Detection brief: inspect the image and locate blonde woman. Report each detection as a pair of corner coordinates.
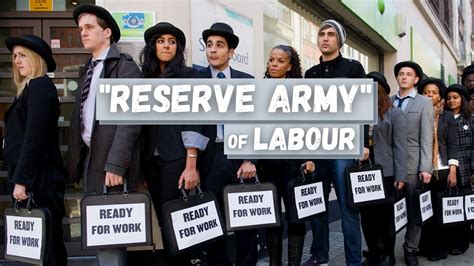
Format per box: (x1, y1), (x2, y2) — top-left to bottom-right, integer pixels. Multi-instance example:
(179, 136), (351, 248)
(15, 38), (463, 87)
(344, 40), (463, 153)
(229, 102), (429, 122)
(4, 35), (67, 265)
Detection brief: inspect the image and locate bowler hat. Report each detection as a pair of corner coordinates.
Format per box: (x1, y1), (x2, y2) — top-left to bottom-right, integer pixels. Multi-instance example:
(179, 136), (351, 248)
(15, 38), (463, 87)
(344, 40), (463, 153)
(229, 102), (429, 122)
(144, 22), (186, 46)
(394, 61), (423, 85)
(202, 22), (239, 49)
(445, 84), (469, 101)
(367, 72), (390, 95)
(417, 77), (446, 96)
(5, 34), (56, 72)
(73, 4), (121, 43)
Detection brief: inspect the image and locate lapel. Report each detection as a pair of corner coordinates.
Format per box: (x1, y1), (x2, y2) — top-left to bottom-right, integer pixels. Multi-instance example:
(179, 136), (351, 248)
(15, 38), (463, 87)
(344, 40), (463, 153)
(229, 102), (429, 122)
(403, 95), (416, 115)
(230, 67), (237, 78)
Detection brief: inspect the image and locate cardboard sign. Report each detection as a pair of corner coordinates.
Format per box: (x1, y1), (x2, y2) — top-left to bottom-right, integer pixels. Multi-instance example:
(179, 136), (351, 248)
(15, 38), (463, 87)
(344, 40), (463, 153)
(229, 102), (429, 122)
(293, 182), (326, 219)
(394, 197), (408, 232)
(419, 190), (433, 222)
(170, 201), (223, 250)
(349, 169), (385, 204)
(442, 196), (464, 224)
(465, 194), (474, 221)
(5, 215), (43, 260)
(227, 191), (276, 228)
(85, 203), (147, 247)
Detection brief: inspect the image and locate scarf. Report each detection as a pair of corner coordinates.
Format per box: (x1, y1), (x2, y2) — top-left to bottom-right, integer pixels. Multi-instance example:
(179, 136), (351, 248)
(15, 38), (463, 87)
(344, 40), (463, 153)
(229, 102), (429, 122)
(432, 99), (444, 178)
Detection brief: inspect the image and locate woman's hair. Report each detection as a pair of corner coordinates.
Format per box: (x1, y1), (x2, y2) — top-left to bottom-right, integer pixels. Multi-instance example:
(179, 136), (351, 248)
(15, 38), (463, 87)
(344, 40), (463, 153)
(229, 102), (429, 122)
(12, 46), (47, 95)
(377, 84), (392, 120)
(264, 45), (302, 78)
(140, 33), (186, 78)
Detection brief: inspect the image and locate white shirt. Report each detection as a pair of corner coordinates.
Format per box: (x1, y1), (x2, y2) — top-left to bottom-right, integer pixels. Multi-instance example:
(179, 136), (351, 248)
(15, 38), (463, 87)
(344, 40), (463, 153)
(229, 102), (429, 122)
(81, 47), (110, 147)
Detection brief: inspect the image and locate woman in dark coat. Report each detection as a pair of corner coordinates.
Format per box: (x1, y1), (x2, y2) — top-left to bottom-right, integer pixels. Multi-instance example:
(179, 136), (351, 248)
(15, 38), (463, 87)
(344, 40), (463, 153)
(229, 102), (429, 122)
(360, 72), (407, 266)
(3, 34), (67, 265)
(260, 45), (315, 266)
(444, 84), (473, 255)
(140, 22), (210, 264)
(418, 78), (459, 261)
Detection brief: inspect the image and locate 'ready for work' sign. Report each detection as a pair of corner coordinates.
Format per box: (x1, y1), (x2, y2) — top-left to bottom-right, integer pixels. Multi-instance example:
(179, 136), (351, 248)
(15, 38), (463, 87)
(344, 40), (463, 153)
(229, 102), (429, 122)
(293, 182), (326, 219)
(170, 201), (223, 251)
(85, 203), (148, 247)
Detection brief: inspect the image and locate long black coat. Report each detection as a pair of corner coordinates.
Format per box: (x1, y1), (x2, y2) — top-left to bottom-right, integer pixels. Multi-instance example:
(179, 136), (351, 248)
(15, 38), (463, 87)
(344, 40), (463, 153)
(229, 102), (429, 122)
(3, 75), (67, 264)
(67, 43), (142, 193)
(3, 75), (66, 187)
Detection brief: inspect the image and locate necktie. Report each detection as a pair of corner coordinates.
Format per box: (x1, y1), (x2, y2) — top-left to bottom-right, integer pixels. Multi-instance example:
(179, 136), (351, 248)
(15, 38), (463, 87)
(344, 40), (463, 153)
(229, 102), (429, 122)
(217, 72), (226, 79)
(217, 72), (225, 140)
(80, 60), (101, 129)
(397, 96), (408, 108)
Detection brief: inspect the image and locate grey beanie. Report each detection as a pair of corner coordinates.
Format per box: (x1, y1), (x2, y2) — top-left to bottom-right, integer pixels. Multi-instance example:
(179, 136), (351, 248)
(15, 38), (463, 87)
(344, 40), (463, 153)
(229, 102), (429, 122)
(319, 19), (346, 48)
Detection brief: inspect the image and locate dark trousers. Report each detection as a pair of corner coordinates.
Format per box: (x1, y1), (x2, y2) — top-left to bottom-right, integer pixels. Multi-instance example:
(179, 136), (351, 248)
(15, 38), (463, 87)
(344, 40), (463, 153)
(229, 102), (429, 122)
(14, 165), (68, 266)
(202, 144), (258, 266)
(143, 156), (192, 265)
(419, 169), (449, 256)
(259, 160), (306, 236)
(360, 176), (396, 262)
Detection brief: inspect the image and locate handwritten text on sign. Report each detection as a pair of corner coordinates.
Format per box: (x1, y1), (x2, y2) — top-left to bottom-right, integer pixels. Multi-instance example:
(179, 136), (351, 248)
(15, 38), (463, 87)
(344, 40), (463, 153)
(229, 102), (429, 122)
(442, 196), (464, 224)
(394, 198), (408, 232)
(5, 216), (43, 260)
(86, 203), (146, 246)
(294, 182), (326, 219)
(170, 201), (223, 250)
(349, 170), (385, 203)
(227, 191), (276, 228)
(465, 195), (474, 220)
(419, 191), (433, 222)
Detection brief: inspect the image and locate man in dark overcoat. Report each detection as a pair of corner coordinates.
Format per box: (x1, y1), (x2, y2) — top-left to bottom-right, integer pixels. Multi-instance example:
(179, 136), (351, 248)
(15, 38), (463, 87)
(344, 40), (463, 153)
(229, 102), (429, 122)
(68, 4), (141, 266)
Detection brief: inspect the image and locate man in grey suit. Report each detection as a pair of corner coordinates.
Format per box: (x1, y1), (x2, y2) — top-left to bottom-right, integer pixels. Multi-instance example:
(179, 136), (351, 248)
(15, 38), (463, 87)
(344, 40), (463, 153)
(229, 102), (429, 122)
(391, 61), (433, 266)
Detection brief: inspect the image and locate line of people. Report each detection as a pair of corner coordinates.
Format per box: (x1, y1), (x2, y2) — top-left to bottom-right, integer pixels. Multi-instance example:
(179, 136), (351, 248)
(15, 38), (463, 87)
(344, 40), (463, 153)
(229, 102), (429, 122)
(2, 3), (473, 266)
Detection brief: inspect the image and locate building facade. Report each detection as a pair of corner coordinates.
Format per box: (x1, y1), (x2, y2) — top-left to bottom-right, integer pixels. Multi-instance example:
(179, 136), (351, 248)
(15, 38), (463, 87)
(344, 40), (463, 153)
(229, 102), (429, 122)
(0, 0), (472, 258)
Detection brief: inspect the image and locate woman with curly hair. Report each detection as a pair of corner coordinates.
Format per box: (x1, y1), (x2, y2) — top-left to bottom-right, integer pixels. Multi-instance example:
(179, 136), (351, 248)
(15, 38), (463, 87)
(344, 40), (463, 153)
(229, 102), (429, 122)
(264, 45), (302, 78)
(140, 22), (210, 264)
(260, 45), (314, 266)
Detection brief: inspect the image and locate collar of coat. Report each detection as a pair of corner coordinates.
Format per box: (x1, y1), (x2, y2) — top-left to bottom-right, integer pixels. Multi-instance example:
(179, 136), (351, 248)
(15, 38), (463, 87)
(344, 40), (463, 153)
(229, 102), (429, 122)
(318, 53), (343, 66)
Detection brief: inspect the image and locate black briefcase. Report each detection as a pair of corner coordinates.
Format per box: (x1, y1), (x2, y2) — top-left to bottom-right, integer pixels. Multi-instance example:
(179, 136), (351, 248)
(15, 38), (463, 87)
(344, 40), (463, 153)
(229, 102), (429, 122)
(287, 166), (326, 223)
(223, 176), (280, 232)
(437, 187), (465, 226)
(393, 189), (408, 233)
(161, 186), (224, 255)
(4, 193), (51, 265)
(345, 161), (388, 207)
(414, 183), (433, 225)
(81, 181), (152, 250)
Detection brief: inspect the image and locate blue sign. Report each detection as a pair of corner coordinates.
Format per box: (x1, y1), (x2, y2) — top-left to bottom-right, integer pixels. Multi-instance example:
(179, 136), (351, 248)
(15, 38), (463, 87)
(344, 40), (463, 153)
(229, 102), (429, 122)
(123, 13), (145, 29)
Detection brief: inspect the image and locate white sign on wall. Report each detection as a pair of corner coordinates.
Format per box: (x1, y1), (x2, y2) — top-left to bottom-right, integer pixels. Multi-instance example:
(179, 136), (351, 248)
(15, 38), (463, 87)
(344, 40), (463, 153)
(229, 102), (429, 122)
(191, 0), (254, 75)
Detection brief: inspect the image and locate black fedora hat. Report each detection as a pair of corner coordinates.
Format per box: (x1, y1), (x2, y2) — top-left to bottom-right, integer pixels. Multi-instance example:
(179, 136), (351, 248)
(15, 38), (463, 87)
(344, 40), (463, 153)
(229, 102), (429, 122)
(202, 22), (239, 49)
(416, 77), (446, 96)
(5, 34), (56, 72)
(144, 22), (186, 46)
(394, 61), (423, 85)
(73, 4), (121, 43)
(445, 84), (469, 101)
(367, 72), (390, 95)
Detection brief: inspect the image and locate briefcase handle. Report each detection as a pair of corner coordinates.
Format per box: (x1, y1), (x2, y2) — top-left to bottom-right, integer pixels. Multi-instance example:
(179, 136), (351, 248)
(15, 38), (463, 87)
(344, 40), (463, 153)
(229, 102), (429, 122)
(446, 186), (461, 196)
(102, 179), (128, 199)
(356, 158), (374, 168)
(299, 164), (312, 182)
(180, 185), (204, 202)
(239, 175), (260, 187)
(14, 191), (35, 213)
